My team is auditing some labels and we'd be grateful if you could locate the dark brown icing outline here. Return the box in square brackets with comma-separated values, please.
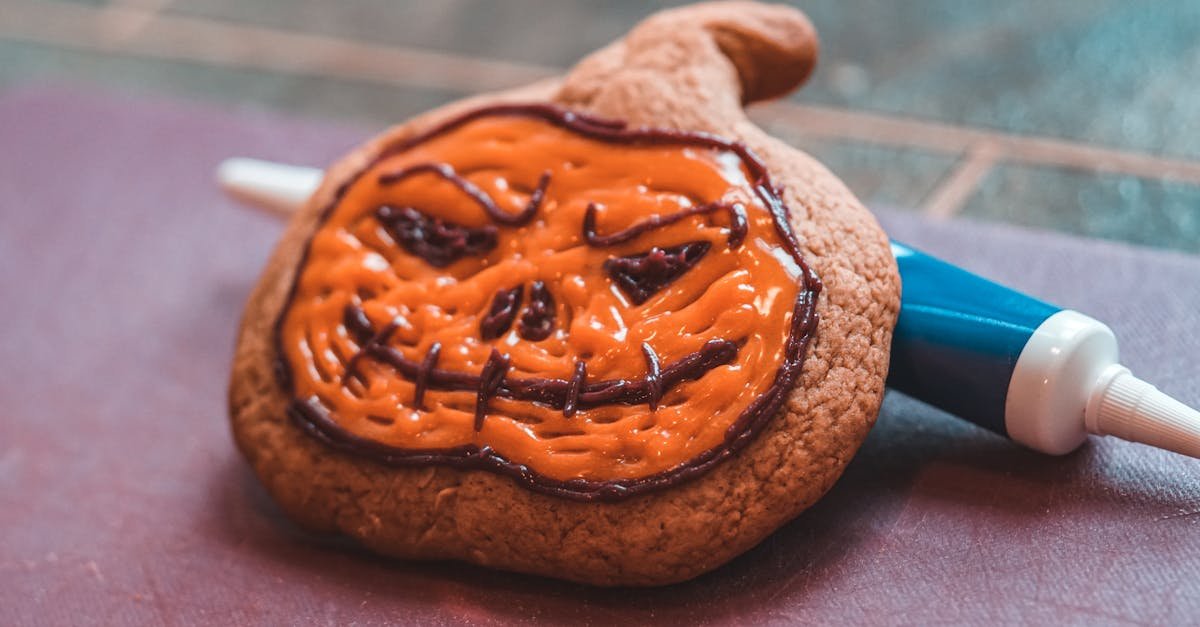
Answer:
[338, 310, 740, 413]
[583, 200, 748, 249]
[275, 103, 822, 502]
[378, 163, 550, 226]
[374, 204, 499, 269]
[603, 240, 713, 306]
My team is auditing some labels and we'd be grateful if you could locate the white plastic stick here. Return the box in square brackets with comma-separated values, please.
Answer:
[216, 157, 322, 217]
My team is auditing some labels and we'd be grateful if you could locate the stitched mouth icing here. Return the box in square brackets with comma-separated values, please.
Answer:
[276, 104, 821, 501]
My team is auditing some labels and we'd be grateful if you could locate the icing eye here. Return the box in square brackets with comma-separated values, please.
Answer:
[517, 281, 556, 341]
[480, 285, 523, 340]
[342, 303, 375, 345]
[375, 205, 497, 268]
[603, 241, 711, 305]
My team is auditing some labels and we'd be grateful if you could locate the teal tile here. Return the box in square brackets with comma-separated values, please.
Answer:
[166, 0, 1200, 161]
[961, 165, 1200, 254]
[798, 0, 1200, 161]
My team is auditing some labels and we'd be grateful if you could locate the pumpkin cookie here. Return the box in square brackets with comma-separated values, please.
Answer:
[230, 1, 899, 586]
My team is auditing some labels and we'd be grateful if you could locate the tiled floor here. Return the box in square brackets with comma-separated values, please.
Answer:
[3, 0, 1198, 253]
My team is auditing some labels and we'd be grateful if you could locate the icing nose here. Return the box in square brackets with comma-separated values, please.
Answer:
[518, 281, 556, 341]
[479, 281, 557, 341]
[480, 284, 523, 340]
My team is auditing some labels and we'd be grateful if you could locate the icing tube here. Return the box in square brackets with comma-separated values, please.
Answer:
[891, 241, 1200, 457]
[887, 241, 1059, 436]
[217, 157, 1200, 458]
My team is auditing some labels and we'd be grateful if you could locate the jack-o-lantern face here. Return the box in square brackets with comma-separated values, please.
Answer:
[279, 105, 820, 500]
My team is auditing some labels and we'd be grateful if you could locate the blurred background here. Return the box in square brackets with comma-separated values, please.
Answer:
[2, 0, 1198, 254]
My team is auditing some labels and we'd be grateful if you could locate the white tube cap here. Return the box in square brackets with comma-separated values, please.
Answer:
[1088, 366, 1200, 459]
[1004, 310, 1200, 459]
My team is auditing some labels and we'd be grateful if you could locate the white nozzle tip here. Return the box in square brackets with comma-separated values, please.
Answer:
[1090, 368, 1200, 459]
[216, 157, 323, 217]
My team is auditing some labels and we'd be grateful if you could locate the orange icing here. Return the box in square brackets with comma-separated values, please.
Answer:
[280, 111, 807, 484]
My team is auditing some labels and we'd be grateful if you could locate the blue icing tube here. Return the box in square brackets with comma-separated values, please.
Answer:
[890, 241, 1200, 457]
[887, 241, 1059, 436]
[214, 158, 1200, 459]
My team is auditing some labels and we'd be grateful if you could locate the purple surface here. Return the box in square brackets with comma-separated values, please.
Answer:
[1, 86, 1198, 625]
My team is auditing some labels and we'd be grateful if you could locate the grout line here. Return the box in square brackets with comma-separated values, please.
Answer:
[920, 142, 999, 219]
[97, 0, 174, 44]
[755, 102, 1200, 185]
[5, 0, 1200, 187]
